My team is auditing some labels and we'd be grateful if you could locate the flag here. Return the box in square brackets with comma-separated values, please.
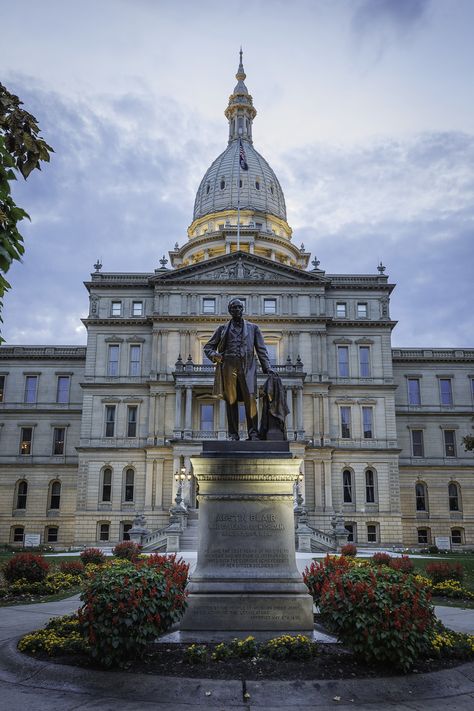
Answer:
[239, 139, 248, 171]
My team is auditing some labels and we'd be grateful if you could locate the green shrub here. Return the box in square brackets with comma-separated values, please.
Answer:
[3, 553, 49, 583]
[319, 566, 435, 672]
[59, 560, 85, 577]
[142, 553, 189, 590]
[303, 555, 353, 604]
[371, 552, 392, 567]
[261, 634, 317, 660]
[80, 548, 106, 565]
[211, 642, 233, 661]
[426, 561, 464, 584]
[341, 544, 357, 557]
[112, 541, 142, 561]
[389, 555, 414, 574]
[78, 563, 187, 667]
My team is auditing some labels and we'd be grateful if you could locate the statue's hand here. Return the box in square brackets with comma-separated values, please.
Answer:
[266, 367, 276, 375]
[213, 354, 223, 364]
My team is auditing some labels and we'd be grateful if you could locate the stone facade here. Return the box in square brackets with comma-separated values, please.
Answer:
[1, 55, 473, 550]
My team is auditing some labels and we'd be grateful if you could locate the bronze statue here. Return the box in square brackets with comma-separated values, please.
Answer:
[204, 298, 275, 440]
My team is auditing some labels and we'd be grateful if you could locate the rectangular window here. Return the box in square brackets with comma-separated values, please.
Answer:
[266, 343, 278, 366]
[337, 346, 349, 377]
[365, 470, 375, 503]
[362, 406, 373, 439]
[105, 405, 116, 437]
[359, 346, 371, 377]
[345, 523, 355, 542]
[52, 427, 66, 455]
[56, 376, 70, 404]
[102, 469, 112, 502]
[263, 298, 277, 314]
[127, 406, 138, 437]
[129, 345, 141, 376]
[367, 524, 377, 543]
[24, 375, 38, 403]
[417, 529, 429, 545]
[0, 375, 5, 402]
[203, 298, 216, 314]
[200, 404, 214, 431]
[412, 429, 424, 457]
[336, 303, 346, 318]
[408, 378, 421, 405]
[19, 427, 33, 455]
[132, 301, 143, 316]
[444, 430, 456, 457]
[357, 303, 368, 318]
[111, 301, 122, 317]
[46, 527, 58, 543]
[451, 529, 462, 545]
[439, 378, 453, 406]
[99, 523, 110, 541]
[343, 470, 353, 503]
[340, 407, 351, 438]
[13, 527, 24, 543]
[107, 345, 119, 376]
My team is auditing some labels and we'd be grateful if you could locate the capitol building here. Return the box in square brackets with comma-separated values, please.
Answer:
[1, 54, 473, 551]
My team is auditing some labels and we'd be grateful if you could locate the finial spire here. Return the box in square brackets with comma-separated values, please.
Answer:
[236, 47, 246, 81]
[225, 48, 256, 144]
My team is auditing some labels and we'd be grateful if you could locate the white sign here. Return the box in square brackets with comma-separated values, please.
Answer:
[435, 536, 451, 551]
[24, 534, 41, 548]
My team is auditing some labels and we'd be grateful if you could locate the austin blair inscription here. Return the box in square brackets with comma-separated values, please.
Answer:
[208, 511, 284, 537]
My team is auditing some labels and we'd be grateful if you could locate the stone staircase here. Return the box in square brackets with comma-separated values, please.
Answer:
[179, 509, 199, 550]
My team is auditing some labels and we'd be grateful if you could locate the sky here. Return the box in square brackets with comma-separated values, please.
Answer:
[1, 0, 473, 347]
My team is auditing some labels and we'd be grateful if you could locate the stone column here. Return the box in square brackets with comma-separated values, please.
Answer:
[296, 386, 304, 439]
[144, 459, 154, 510]
[184, 385, 193, 436]
[323, 460, 332, 510]
[147, 393, 156, 445]
[322, 393, 330, 445]
[286, 387, 294, 438]
[174, 386, 183, 434]
[151, 330, 160, 378]
[312, 394, 320, 442]
[155, 459, 164, 508]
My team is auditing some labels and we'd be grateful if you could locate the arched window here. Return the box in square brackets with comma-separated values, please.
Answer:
[342, 469, 353, 504]
[365, 469, 376, 503]
[220, 178, 225, 190]
[49, 481, 61, 510]
[101, 468, 112, 502]
[206, 182, 210, 195]
[255, 179, 260, 190]
[15, 481, 28, 510]
[415, 482, 428, 511]
[448, 482, 461, 512]
[124, 468, 134, 502]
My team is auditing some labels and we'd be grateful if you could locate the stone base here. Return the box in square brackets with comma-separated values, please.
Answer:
[181, 593, 314, 631]
[180, 450, 314, 632]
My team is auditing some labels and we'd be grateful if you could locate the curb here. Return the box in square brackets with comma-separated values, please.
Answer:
[1, 636, 474, 708]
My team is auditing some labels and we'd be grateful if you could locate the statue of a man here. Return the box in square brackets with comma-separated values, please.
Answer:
[204, 298, 275, 440]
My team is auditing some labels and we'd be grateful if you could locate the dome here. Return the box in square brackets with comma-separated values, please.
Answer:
[193, 140, 287, 222]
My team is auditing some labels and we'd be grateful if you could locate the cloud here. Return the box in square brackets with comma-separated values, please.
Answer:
[279, 130, 474, 346]
[352, 0, 431, 37]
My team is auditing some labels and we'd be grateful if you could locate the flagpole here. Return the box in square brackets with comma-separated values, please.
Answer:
[237, 139, 241, 251]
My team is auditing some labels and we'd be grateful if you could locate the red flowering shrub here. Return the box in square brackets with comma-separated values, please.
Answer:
[371, 552, 392, 567]
[319, 566, 435, 671]
[143, 553, 189, 590]
[341, 544, 357, 557]
[80, 548, 105, 566]
[78, 563, 187, 667]
[303, 555, 353, 604]
[59, 561, 85, 577]
[390, 555, 414, 574]
[426, 561, 464, 584]
[112, 541, 142, 562]
[3, 553, 49, 583]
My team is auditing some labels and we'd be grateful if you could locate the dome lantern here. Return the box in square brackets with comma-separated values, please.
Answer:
[224, 49, 257, 144]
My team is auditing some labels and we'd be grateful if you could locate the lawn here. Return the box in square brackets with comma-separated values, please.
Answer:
[410, 555, 474, 591]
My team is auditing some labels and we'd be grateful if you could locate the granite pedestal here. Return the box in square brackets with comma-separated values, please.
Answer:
[180, 442, 314, 631]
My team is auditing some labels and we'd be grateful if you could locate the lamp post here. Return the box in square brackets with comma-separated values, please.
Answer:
[174, 465, 192, 509]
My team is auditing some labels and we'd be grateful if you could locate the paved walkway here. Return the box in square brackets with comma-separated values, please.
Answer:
[0, 595, 473, 710]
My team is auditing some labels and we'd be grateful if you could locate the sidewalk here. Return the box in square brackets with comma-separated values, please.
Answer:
[0, 594, 473, 710]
